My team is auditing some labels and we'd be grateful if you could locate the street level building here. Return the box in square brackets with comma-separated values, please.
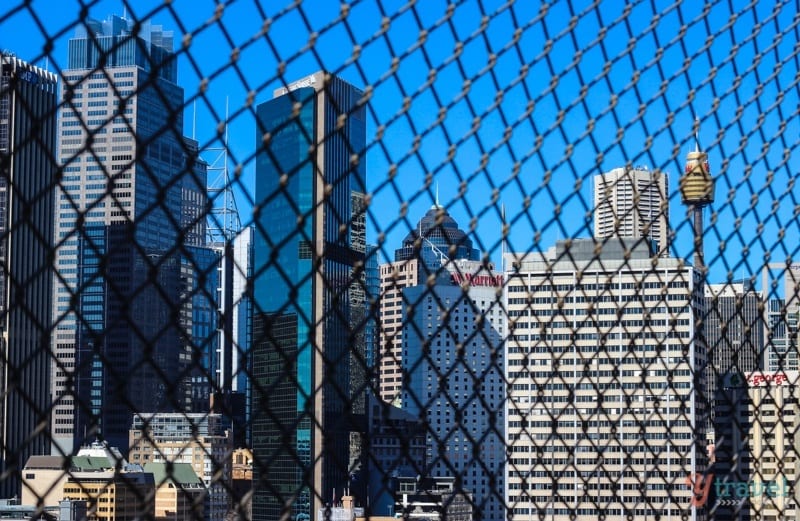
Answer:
[594, 166, 670, 256]
[252, 71, 367, 521]
[504, 238, 707, 521]
[128, 413, 231, 521]
[23, 441, 154, 521]
[144, 462, 206, 521]
[0, 53, 58, 498]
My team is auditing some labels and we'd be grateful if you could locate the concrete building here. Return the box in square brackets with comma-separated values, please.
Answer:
[23, 441, 154, 521]
[251, 71, 367, 521]
[504, 238, 707, 521]
[51, 15, 198, 453]
[704, 282, 763, 423]
[128, 413, 231, 521]
[144, 462, 205, 521]
[594, 166, 669, 256]
[379, 204, 480, 405]
[0, 53, 58, 498]
[364, 395, 427, 517]
[402, 258, 505, 521]
[713, 371, 800, 520]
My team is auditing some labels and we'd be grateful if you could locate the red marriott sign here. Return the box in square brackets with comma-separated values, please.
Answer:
[451, 273, 503, 287]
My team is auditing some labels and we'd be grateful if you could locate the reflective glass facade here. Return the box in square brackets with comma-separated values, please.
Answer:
[252, 72, 366, 521]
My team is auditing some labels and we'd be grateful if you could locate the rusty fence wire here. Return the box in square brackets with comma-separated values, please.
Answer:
[0, 1, 799, 520]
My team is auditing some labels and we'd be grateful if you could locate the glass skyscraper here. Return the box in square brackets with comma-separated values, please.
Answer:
[252, 71, 367, 521]
[52, 16, 200, 453]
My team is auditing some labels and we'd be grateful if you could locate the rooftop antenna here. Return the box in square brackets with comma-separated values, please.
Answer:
[694, 116, 700, 153]
[435, 182, 440, 208]
[192, 100, 196, 140]
[501, 203, 506, 273]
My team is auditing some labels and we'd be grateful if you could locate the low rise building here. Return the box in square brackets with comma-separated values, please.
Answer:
[144, 462, 205, 521]
[129, 413, 232, 521]
[23, 441, 153, 521]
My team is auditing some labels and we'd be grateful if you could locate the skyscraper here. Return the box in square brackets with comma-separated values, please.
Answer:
[402, 258, 505, 521]
[379, 204, 480, 404]
[594, 166, 670, 256]
[51, 16, 195, 453]
[504, 238, 707, 521]
[0, 54, 58, 497]
[251, 71, 367, 521]
[703, 282, 763, 421]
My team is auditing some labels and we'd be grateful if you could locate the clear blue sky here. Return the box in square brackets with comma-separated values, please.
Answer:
[3, 0, 799, 293]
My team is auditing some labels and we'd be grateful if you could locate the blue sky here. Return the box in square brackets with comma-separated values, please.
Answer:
[3, 0, 799, 293]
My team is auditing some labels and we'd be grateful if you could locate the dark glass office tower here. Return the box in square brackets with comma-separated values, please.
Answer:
[252, 72, 367, 521]
[0, 53, 58, 497]
[52, 16, 194, 453]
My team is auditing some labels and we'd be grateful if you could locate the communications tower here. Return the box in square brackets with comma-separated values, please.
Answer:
[680, 128, 715, 270]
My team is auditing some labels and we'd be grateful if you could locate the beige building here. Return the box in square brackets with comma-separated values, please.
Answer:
[504, 238, 706, 521]
[378, 258, 421, 404]
[128, 413, 231, 521]
[23, 441, 154, 521]
[144, 462, 205, 521]
[594, 166, 669, 256]
[714, 371, 800, 520]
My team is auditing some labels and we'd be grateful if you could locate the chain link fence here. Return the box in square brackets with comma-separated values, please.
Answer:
[0, 1, 799, 520]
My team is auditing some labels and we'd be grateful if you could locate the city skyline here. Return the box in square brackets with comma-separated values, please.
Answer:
[3, 2, 797, 289]
[0, 2, 799, 520]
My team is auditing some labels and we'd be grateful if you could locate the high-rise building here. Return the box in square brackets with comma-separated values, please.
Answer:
[766, 298, 799, 371]
[51, 16, 195, 454]
[504, 238, 707, 521]
[704, 282, 763, 422]
[763, 265, 800, 371]
[379, 204, 480, 405]
[251, 71, 367, 521]
[713, 371, 799, 520]
[0, 53, 58, 497]
[594, 166, 670, 256]
[402, 258, 505, 521]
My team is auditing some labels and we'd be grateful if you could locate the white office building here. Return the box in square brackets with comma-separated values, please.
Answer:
[594, 166, 669, 256]
[504, 238, 707, 521]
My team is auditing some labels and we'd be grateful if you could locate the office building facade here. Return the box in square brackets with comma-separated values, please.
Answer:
[402, 259, 505, 521]
[704, 282, 763, 422]
[0, 53, 58, 497]
[51, 16, 197, 453]
[252, 71, 367, 520]
[504, 238, 707, 521]
[714, 371, 800, 520]
[129, 413, 231, 521]
[594, 166, 669, 256]
[379, 205, 480, 405]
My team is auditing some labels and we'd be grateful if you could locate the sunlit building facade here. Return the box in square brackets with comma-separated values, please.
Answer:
[51, 16, 197, 454]
[504, 238, 707, 521]
[379, 205, 480, 405]
[594, 167, 669, 256]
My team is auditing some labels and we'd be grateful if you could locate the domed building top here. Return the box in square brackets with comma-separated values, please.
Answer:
[394, 203, 480, 263]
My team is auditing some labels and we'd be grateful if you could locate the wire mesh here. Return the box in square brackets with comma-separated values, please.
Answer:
[0, 1, 798, 520]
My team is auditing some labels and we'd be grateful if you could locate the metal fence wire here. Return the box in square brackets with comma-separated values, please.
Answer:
[0, 1, 798, 520]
